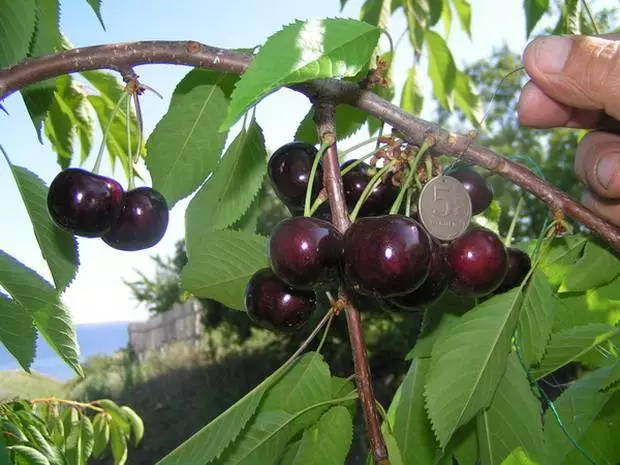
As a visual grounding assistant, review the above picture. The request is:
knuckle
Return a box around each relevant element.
[581,38,620,102]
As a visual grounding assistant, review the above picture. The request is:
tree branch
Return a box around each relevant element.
[313,101,390,465]
[2,39,620,252]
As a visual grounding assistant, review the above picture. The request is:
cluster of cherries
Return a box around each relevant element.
[47,168,169,251]
[245,141,532,332]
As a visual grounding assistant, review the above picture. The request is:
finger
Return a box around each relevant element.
[522,35,620,120]
[582,189,620,226]
[575,131,620,199]
[518,80,601,128]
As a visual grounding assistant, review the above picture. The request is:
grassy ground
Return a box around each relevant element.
[0,370,65,400]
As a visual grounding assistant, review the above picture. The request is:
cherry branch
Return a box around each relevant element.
[2,39,620,253]
[313,100,390,465]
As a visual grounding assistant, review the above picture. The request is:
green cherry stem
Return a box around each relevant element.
[349,160,397,222]
[405,188,413,217]
[338,135,390,161]
[389,138,433,215]
[126,95,135,190]
[304,141,330,217]
[316,311,334,354]
[504,196,524,248]
[92,91,130,175]
[132,91,144,164]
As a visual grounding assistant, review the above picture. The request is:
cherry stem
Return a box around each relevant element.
[126,95,135,190]
[132,91,144,164]
[389,138,433,215]
[504,196,524,248]
[304,141,330,217]
[349,161,396,222]
[337,135,385,160]
[316,311,334,354]
[30,397,105,413]
[92,91,129,175]
[405,188,413,217]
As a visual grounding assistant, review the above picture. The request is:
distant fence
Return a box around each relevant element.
[128,300,204,355]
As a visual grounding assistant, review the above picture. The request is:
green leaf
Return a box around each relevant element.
[500,447,540,465]
[425,290,522,448]
[381,424,405,465]
[44,91,74,164]
[539,236,587,287]
[476,353,545,465]
[531,324,620,380]
[560,240,620,293]
[21,80,56,142]
[85,0,105,29]
[407,312,460,360]
[390,359,441,464]
[0,293,36,371]
[453,71,481,127]
[564,0,580,35]
[601,361,620,392]
[425,30,457,109]
[360,0,393,29]
[0,251,82,377]
[97,400,129,436]
[0,0,36,67]
[293,406,353,465]
[120,406,144,447]
[429,0,443,25]
[295,104,368,143]
[544,365,617,465]
[91,414,109,459]
[109,421,127,465]
[7,445,50,465]
[450,0,472,37]
[80,415,94,464]
[279,441,301,465]
[516,270,555,366]
[30,0,61,57]
[441,0,453,37]
[146,72,234,207]
[523,0,550,37]
[261,353,332,415]
[65,409,83,465]
[182,230,268,310]
[8,164,79,291]
[185,120,267,235]
[448,420,478,465]
[400,67,424,115]
[222,18,381,129]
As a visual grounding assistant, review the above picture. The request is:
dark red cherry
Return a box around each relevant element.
[448,227,508,297]
[341,162,398,217]
[269,217,343,290]
[268,142,322,209]
[47,168,123,237]
[343,215,432,297]
[389,241,452,311]
[493,247,532,294]
[102,187,169,251]
[244,268,316,332]
[447,168,493,215]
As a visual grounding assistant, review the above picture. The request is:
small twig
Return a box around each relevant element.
[30,397,104,413]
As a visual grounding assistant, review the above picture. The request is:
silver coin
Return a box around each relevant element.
[417,176,472,241]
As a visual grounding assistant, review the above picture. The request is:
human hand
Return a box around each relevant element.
[517,34,620,226]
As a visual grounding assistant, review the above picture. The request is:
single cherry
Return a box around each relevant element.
[102,187,169,251]
[47,168,124,237]
[343,215,432,297]
[268,142,322,209]
[341,161,399,217]
[389,241,452,311]
[447,227,508,297]
[269,217,343,290]
[447,168,493,215]
[244,268,316,332]
[493,247,532,294]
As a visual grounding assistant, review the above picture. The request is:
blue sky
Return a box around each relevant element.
[0,0,609,324]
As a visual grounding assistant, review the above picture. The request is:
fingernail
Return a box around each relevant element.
[533,36,572,73]
[596,154,620,190]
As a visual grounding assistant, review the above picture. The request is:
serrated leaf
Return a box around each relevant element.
[120,406,144,447]
[454,70,481,127]
[0,293,35,371]
[0,0,36,67]
[30,0,61,57]
[185,120,266,235]
[262,353,332,415]
[80,415,94,464]
[477,353,544,465]
[390,358,440,464]
[601,361,620,392]
[295,104,368,143]
[7,445,50,465]
[293,406,353,465]
[500,447,539,465]
[330,376,356,416]
[85,0,105,29]
[9,164,78,291]
[400,67,424,115]
[360,0,393,29]
[448,420,478,465]
[44,91,74,164]
[0,251,82,377]
[450,0,472,37]
[279,441,301,465]
[425,290,522,448]
[145,73,233,207]
[380,424,405,465]
[109,421,127,465]
[222,18,380,129]
[65,409,83,465]
[531,324,620,380]
[560,240,620,293]
[91,414,109,459]
[540,236,587,287]
[544,365,617,465]
[182,230,268,310]
[22,80,56,142]
[425,30,457,109]
[523,0,550,37]
[517,270,555,366]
